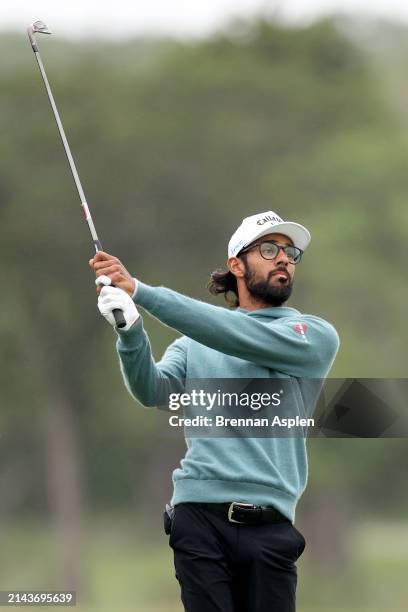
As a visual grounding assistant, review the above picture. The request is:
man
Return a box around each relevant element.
[90,210,339,612]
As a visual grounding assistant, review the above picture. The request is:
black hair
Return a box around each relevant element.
[207,253,247,308]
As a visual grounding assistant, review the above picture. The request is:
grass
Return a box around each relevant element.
[0,517,407,611]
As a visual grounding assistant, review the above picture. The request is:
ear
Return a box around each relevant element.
[227,256,246,279]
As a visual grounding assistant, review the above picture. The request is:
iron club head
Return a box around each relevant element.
[32,20,52,34]
[27,20,52,48]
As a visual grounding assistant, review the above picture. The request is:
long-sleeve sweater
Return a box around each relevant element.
[115,282,339,522]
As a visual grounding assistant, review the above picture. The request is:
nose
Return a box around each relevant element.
[274,247,290,267]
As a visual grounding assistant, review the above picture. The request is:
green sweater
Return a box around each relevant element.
[116,282,339,522]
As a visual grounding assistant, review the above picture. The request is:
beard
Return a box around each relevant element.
[243,263,293,307]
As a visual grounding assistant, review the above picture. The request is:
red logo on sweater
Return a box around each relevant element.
[295,322,308,342]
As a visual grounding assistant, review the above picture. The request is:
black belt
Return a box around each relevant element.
[192,502,289,525]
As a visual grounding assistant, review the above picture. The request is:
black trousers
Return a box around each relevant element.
[168,503,306,612]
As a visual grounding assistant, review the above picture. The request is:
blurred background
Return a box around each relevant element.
[0,1,407,611]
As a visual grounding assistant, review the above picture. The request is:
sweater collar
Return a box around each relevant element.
[236,305,301,318]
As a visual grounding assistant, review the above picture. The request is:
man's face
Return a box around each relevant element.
[240,233,296,306]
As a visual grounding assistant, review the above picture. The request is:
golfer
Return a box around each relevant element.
[90,211,339,612]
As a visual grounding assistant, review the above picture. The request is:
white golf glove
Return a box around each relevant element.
[96,275,140,331]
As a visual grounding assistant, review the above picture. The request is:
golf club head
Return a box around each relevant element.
[27,20,52,48]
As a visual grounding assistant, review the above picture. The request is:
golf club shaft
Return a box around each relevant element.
[32,46,99,248]
[28,28,126,328]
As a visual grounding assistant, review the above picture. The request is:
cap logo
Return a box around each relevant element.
[256,214,282,226]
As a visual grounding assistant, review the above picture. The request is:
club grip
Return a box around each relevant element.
[113,308,127,329]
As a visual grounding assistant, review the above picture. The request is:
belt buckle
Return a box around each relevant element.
[227,502,255,524]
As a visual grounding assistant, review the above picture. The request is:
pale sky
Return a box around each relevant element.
[1,1,408,39]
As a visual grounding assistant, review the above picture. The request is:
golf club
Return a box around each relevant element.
[27,20,126,329]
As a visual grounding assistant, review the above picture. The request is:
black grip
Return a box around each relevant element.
[113,308,127,329]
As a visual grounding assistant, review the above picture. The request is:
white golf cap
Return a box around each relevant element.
[228,211,311,258]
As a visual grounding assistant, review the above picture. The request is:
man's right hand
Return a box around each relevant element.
[89,251,137,297]
[96,277,140,331]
